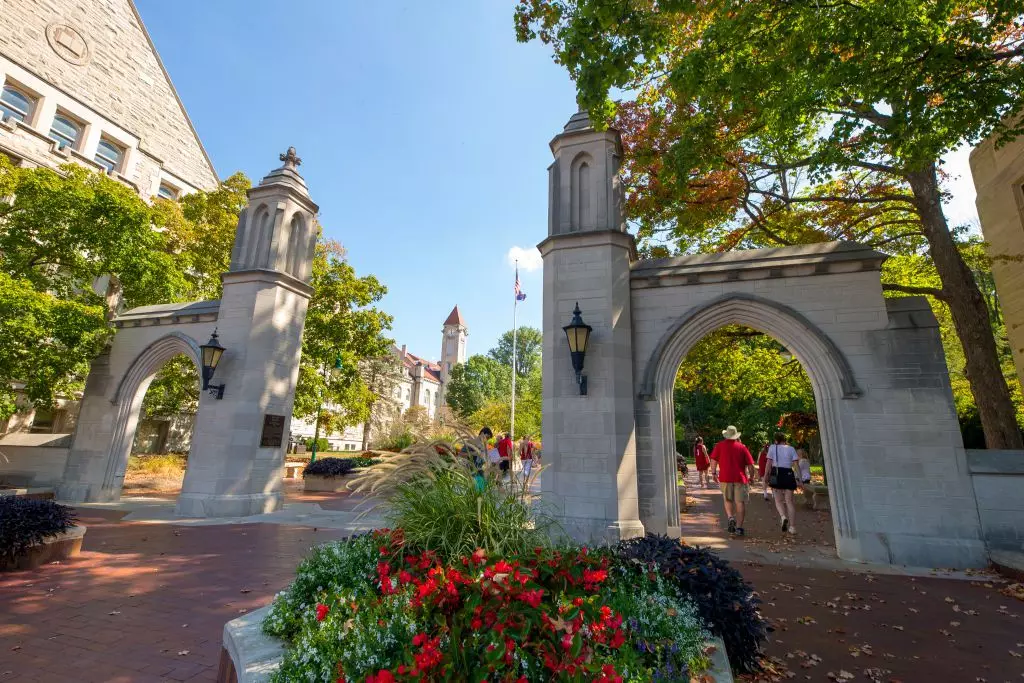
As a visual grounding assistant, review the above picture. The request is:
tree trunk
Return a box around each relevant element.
[361,401,373,451]
[907,165,1023,449]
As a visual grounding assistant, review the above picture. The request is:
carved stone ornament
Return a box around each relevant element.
[46,23,91,66]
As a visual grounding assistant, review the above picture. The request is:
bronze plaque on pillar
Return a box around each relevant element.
[260,414,286,447]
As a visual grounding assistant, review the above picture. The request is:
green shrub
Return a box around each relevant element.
[349,455,381,469]
[263,533,379,641]
[304,437,330,452]
[0,496,77,564]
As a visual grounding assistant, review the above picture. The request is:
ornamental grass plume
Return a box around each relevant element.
[346,427,554,561]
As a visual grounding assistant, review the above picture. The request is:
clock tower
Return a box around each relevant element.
[439,305,467,404]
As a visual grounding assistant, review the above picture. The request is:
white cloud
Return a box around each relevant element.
[507,246,543,272]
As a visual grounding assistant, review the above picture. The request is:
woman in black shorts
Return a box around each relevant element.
[766,432,799,534]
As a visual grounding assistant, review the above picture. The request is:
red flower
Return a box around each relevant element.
[398,570,413,584]
[366,670,395,683]
[412,633,428,647]
[572,597,584,607]
[518,589,544,608]
[561,633,574,651]
[582,568,608,588]
[315,603,329,622]
[609,628,626,649]
[470,617,483,630]
[471,548,487,565]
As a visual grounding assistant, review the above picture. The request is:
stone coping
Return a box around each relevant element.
[0,487,55,498]
[965,449,1024,475]
[220,605,733,683]
[113,299,220,327]
[632,240,887,286]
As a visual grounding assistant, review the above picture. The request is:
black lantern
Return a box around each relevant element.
[562,302,592,395]
[199,329,226,399]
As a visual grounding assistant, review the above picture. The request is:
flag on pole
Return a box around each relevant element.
[515,267,527,301]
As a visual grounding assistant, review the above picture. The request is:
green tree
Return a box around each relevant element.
[487,326,543,377]
[516,0,1024,448]
[143,173,251,418]
[0,273,110,418]
[674,326,816,449]
[359,353,406,450]
[446,355,511,417]
[292,240,394,441]
[0,157,183,419]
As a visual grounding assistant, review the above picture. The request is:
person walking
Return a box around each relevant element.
[465,427,493,492]
[796,445,812,487]
[710,425,755,537]
[693,436,711,488]
[766,432,800,534]
[496,432,513,481]
[519,435,536,481]
[757,442,772,501]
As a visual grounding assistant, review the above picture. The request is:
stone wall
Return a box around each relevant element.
[0,0,217,191]
[0,433,71,487]
[966,450,1024,554]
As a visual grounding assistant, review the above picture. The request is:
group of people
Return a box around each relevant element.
[687,426,813,538]
[473,427,539,483]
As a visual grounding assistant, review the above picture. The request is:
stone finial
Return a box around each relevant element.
[279,147,301,169]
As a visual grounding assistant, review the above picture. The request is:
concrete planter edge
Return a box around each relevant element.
[302,474,348,492]
[218,605,733,683]
[0,524,86,571]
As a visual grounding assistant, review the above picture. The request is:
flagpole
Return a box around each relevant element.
[511,261,518,442]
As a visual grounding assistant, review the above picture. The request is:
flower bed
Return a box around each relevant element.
[263,530,764,681]
[267,436,766,680]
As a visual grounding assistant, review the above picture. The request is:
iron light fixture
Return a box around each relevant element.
[563,302,592,395]
[199,329,226,399]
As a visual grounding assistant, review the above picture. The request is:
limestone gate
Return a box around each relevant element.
[57,149,318,517]
[540,112,991,568]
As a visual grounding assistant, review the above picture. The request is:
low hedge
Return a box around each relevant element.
[302,457,357,478]
[0,496,77,564]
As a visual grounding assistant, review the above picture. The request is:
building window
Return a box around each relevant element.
[157,182,178,200]
[49,114,82,150]
[94,138,124,173]
[0,84,36,123]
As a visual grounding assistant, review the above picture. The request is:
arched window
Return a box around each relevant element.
[288,214,305,276]
[157,183,178,200]
[94,139,124,173]
[570,153,593,231]
[49,114,81,150]
[0,85,35,123]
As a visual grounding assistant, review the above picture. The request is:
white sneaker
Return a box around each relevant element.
[787,526,797,535]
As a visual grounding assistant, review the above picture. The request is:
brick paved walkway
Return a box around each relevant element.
[1,481,1021,682]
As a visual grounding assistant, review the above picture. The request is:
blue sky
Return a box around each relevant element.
[135,0,574,361]
[134,1,982,362]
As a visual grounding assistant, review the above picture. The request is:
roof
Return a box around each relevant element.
[398,349,442,384]
[443,305,465,327]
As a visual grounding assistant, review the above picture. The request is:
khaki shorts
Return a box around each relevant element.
[720,482,749,503]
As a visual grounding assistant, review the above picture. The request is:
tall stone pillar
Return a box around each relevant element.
[539,111,644,543]
[175,149,319,517]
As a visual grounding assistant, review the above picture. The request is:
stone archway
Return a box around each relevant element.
[539,110,988,568]
[636,293,861,554]
[101,332,202,500]
[59,149,321,518]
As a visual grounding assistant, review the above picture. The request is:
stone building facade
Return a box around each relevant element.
[970,128,1024,390]
[0,0,217,197]
[289,306,468,451]
[0,0,218,438]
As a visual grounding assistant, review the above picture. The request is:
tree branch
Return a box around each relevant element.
[882,283,947,301]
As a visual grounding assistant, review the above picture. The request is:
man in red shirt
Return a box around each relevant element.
[496,433,514,479]
[710,425,756,537]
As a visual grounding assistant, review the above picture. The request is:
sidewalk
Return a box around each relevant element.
[678,472,1024,682]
